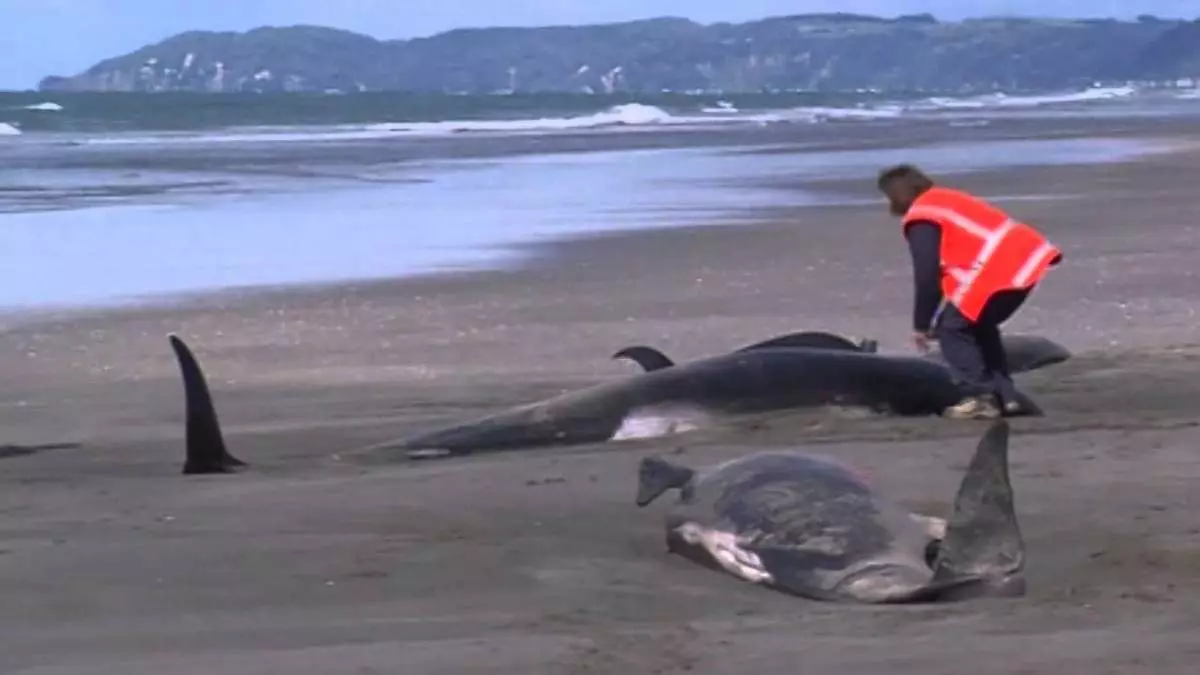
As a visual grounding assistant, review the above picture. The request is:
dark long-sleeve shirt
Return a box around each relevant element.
[905,220,943,333]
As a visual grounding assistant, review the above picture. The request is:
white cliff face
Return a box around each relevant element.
[210,62,225,92]
[106,58,308,93]
[600,66,622,94]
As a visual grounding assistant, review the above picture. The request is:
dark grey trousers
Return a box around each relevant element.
[935,288,1031,405]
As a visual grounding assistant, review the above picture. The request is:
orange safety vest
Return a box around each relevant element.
[902,186,1061,323]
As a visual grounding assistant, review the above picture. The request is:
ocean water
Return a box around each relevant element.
[1,85,1196,137]
[1,86,1196,311]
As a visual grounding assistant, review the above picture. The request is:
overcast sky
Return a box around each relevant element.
[1,1,1194,90]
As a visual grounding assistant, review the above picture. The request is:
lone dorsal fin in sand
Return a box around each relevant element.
[928,420,1026,599]
[168,334,247,475]
[636,456,696,507]
[613,345,675,372]
[737,331,878,354]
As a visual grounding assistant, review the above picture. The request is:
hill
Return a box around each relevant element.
[37,13,1200,94]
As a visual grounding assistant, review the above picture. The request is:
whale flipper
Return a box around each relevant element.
[927,420,1025,599]
[168,334,246,475]
[613,346,675,372]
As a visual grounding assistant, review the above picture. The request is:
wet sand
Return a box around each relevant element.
[1,136,1199,674]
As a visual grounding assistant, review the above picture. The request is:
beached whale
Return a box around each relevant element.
[168,331,884,472]
[614,330,1069,375]
[635,420,1025,603]
[391,331,1067,458]
[165,330,1067,470]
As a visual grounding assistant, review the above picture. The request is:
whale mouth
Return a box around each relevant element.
[610,405,712,442]
[674,522,774,585]
[406,448,454,460]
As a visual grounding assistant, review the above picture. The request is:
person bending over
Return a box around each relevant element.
[877,164,1062,419]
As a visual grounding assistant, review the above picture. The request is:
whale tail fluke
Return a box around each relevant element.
[926,420,1026,600]
[613,346,675,372]
[168,334,246,475]
[636,456,696,507]
[1000,335,1072,374]
[923,334,1071,375]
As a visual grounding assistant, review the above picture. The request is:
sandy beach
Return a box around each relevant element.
[1,126,1199,673]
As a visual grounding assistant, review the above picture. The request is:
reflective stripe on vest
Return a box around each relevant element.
[1012,240,1060,288]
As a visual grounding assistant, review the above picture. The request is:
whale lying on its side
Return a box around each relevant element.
[636,420,1025,603]
[166,330,1068,471]
[392,332,1067,459]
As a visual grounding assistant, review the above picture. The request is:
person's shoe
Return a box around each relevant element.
[942,395,1002,420]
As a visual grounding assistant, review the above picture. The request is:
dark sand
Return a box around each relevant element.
[2,133,1199,674]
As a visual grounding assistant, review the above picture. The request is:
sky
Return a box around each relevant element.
[1,1,1195,90]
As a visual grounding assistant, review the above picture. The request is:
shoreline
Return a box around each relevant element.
[4,122,1196,331]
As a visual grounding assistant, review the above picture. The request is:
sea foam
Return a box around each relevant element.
[23,102,64,111]
[915,85,1137,110]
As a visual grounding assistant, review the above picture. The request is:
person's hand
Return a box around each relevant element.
[912,331,935,353]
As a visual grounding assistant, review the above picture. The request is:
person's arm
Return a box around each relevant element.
[905,221,943,333]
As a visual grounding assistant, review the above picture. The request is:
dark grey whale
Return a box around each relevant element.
[394,330,1067,458]
[635,420,1025,603]
[394,340,1063,459]
[166,330,1066,468]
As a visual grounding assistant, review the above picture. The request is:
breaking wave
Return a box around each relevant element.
[913,85,1137,110]
[21,102,64,112]
[70,84,1169,146]
[77,101,906,146]
[363,102,727,134]
[82,103,784,145]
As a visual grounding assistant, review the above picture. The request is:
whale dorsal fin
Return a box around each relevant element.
[613,345,675,372]
[168,334,247,475]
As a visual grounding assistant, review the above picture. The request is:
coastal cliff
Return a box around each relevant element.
[37,14,1200,94]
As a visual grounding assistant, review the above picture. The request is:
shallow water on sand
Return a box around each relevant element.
[0,134,1153,311]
